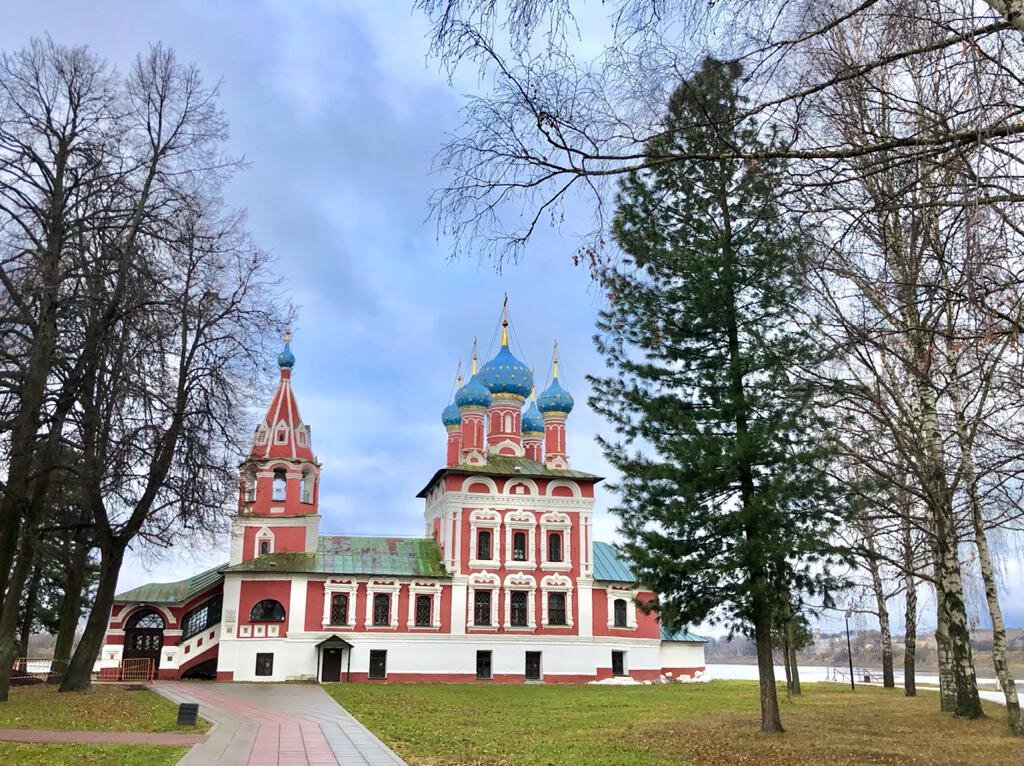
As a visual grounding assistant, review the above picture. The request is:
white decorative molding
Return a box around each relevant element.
[540,511,573,570]
[254,526,275,558]
[468,508,502,569]
[239,624,252,637]
[540,573,574,628]
[407,580,443,629]
[461,476,499,494]
[606,585,638,630]
[467,571,500,628]
[502,572,537,629]
[503,509,537,569]
[546,480,581,498]
[322,579,358,627]
[364,579,401,629]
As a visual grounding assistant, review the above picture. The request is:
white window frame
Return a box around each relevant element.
[322,579,358,627]
[540,573,574,628]
[606,586,638,630]
[468,509,502,569]
[407,581,443,629]
[254,527,275,558]
[502,573,537,630]
[364,580,401,629]
[300,470,314,504]
[504,510,536,569]
[467,571,500,629]
[540,511,572,571]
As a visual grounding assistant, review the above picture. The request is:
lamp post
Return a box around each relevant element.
[845,608,855,692]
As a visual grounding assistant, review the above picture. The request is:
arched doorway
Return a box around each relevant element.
[123,609,165,674]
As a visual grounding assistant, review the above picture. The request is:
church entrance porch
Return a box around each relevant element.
[316,636,353,683]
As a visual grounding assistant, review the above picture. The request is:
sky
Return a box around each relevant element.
[3,1,1020,635]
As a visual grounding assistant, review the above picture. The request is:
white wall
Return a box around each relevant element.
[660,641,706,671]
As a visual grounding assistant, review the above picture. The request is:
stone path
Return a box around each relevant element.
[157,681,407,766]
[0,728,207,745]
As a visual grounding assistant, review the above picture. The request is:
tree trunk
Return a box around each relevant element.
[949,389,1022,732]
[754,602,784,732]
[786,618,801,695]
[782,633,793,692]
[48,532,89,685]
[17,563,42,671]
[934,580,957,712]
[60,544,123,692]
[864,534,895,688]
[0,526,41,700]
[902,521,917,697]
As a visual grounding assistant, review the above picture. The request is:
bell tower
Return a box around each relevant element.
[230,331,321,565]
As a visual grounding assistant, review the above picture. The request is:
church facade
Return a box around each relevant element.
[101,317,706,683]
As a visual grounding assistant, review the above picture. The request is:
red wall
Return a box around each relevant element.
[241,525,307,560]
[238,580,292,637]
[591,588,660,638]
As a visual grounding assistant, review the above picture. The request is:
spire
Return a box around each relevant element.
[456,358,463,388]
[551,340,559,379]
[500,293,509,347]
[470,337,479,375]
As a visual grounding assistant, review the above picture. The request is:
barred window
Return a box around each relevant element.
[548,592,567,626]
[415,595,432,627]
[473,590,492,626]
[372,593,391,627]
[510,591,529,627]
[330,594,349,626]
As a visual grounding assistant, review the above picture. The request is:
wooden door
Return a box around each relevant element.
[322,648,342,682]
[525,651,541,680]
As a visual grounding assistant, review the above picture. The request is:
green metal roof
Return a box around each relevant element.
[592,541,636,583]
[223,535,449,578]
[660,626,710,643]
[416,455,602,497]
[114,562,226,604]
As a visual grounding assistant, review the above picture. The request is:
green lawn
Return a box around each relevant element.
[326,680,1019,766]
[0,743,186,765]
[0,684,208,733]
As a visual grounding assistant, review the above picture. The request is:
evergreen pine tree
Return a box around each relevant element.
[590,58,848,733]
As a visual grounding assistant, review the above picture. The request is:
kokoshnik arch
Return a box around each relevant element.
[101,309,707,683]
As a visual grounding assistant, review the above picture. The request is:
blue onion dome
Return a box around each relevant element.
[454,374,492,409]
[441,401,462,427]
[478,321,533,398]
[277,330,295,368]
[537,346,573,414]
[522,399,544,433]
[537,377,574,414]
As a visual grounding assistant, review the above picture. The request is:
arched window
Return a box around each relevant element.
[249,599,286,622]
[372,593,391,627]
[126,609,165,630]
[548,592,567,626]
[415,595,432,627]
[301,470,314,504]
[510,590,529,627]
[613,598,628,628]
[503,412,513,432]
[272,469,287,501]
[330,594,349,626]
[474,590,492,626]
[477,529,492,560]
[512,531,527,561]
[548,532,563,562]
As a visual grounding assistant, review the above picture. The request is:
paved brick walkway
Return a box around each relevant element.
[157,681,406,766]
[0,727,206,745]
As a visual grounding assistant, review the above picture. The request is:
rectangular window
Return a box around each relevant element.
[415,595,432,627]
[372,593,391,627]
[258,540,270,556]
[525,651,541,680]
[476,650,492,680]
[330,593,349,626]
[473,590,492,626]
[477,529,492,560]
[509,591,529,627]
[612,650,626,677]
[548,532,562,562]
[512,531,527,561]
[369,649,387,679]
[255,652,274,677]
[613,598,628,628]
[548,592,567,626]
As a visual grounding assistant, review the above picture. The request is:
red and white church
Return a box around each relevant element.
[101,315,706,683]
